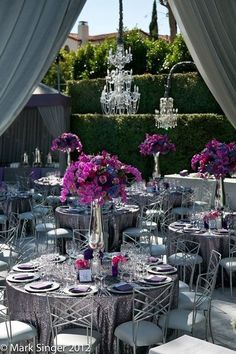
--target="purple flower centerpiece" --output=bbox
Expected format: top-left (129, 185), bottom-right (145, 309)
top-left (61, 150), bottom-right (142, 250)
top-left (51, 132), bottom-right (83, 165)
top-left (191, 139), bottom-right (236, 208)
top-left (139, 134), bottom-right (176, 178)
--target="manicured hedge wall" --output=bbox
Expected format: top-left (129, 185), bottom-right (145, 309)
top-left (67, 73), bottom-right (222, 115)
top-left (71, 113), bottom-right (236, 181)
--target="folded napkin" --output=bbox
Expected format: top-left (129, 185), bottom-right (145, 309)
top-left (30, 282), bottom-right (53, 290)
top-left (13, 274), bottom-right (35, 280)
top-left (18, 263), bottom-right (36, 270)
top-left (69, 285), bottom-right (91, 294)
top-left (114, 283), bottom-right (133, 292)
top-left (145, 275), bottom-right (167, 282)
top-left (148, 257), bottom-right (161, 263)
top-left (157, 265), bottom-right (174, 272)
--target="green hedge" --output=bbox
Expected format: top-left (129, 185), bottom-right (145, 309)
top-left (67, 73), bottom-right (222, 115)
top-left (71, 113), bottom-right (236, 181)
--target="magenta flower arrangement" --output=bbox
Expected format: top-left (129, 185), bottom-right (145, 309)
top-left (60, 150), bottom-right (142, 205)
top-left (191, 139), bottom-right (236, 179)
top-left (112, 255), bottom-right (127, 266)
top-left (139, 134), bottom-right (176, 156)
top-left (203, 210), bottom-right (221, 222)
top-left (51, 132), bottom-right (83, 153)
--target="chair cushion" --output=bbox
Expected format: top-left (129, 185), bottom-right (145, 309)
top-left (18, 212), bottom-right (35, 220)
top-left (115, 320), bottom-right (163, 347)
top-left (168, 253), bottom-right (203, 266)
top-left (33, 206), bottom-right (50, 216)
top-left (54, 327), bottom-right (100, 354)
top-left (123, 227), bottom-right (149, 238)
top-left (47, 228), bottom-right (72, 239)
top-left (150, 244), bottom-right (167, 257)
top-left (36, 223), bottom-right (56, 232)
top-left (159, 309), bottom-right (205, 332)
top-left (0, 215), bottom-right (7, 224)
top-left (220, 257), bottom-right (236, 271)
top-left (179, 280), bottom-right (190, 293)
top-left (0, 260), bottom-right (8, 271)
top-left (0, 320), bottom-right (37, 344)
top-left (178, 291), bottom-right (210, 311)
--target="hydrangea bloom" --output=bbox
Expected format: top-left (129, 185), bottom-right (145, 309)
top-left (139, 134), bottom-right (176, 156)
top-left (60, 150), bottom-right (142, 205)
top-left (51, 133), bottom-right (83, 153)
top-left (191, 139), bottom-right (236, 179)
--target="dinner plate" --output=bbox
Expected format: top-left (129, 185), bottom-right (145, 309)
top-left (7, 273), bottom-right (40, 283)
top-left (12, 263), bottom-right (39, 272)
top-left (183, 227), bottom-right (201, 233)
top-left (107, 282), bottom-right (139, 294)
top-left (140, 275), bottom-right (172, 286)
top-left (147, 265), bottom-right (177, 275)
top-left (24, 281), bottom-right (60, 293)
top-left (63, 285), bottom-right (98, 297)
top-left (50, 255), bottom-right (67, 263)
top-left (146, 257), bottom-right (163, 266)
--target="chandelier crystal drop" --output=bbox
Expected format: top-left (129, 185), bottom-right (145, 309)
top-left (100, 0), bottom-right (140, 115)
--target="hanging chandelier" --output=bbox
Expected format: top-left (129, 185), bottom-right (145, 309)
top-left (155, 61), bottom-right (196, 129)
top-left (100, 0), bottom-right (140, 115)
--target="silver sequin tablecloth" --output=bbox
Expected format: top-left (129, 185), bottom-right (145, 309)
top-left (7, 275), bottom-right (178, 354)
top-left (55, 205), bottom-right (140, 250)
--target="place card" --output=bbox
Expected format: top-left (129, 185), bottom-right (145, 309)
top-left (78, 269), bottom-right (92, 283)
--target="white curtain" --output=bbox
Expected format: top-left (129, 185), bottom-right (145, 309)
top-left (38, 105), bottom-right (70, 172)
top-left (0, 0), bottom-right (86, 135)
top-left (168, 0), bottom-right (236, 128)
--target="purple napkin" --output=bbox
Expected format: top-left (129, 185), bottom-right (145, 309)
top-left (69, 286), bottom-right (91, 294)
top-left (30, 282), bottom-right (53, 290)
top-left (157, 265), bottom-right (174, 272)
top-left (18, 263), bottom-right (36, 270)
top-left (145, 275), bottom-right (167, 282)
top-left (13, 274), bottom-right (35, 280)
top-left (114, 283), bottom-right (133, 292)
top-left (148, 257), bottom-right (161, 263)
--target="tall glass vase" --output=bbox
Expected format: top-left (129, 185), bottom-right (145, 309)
top-left (88, 201), bottom-right (104, 250)
top-left (152, 152), bottom-right (161, 179)
top-left (67, 149), bottom-right (71, 166)
top-left (215, 177), bottom-right (226, 209)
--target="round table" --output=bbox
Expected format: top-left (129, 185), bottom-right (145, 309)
top-left (55, 205), bottom-right (140, 251)
top-left (0, 193), bottom-right (32, 215)
top-left (6, 259), bottom-right (178, 354)
top-left (168, 221), bottom-right (229, 273)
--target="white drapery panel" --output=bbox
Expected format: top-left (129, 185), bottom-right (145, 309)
top-left (168, 0), bottom-right (236, 128)
top-left (38, 105), bottom-right (70, 172)
top-left (0, 0), bottom-right (86, 136)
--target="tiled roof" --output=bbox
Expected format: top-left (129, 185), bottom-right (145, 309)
top-left (68, 30), bottom-right (169, 43)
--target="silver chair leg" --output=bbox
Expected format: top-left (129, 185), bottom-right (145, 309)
top-left (116, 337), bottom-right (120, 354)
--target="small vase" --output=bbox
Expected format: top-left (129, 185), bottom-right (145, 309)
top-left (112, 264), bottom-right (118, 277)
top-left (152, 152), bottom-right (161, 179)
top-left (88, 201), bottom-right (104, 251)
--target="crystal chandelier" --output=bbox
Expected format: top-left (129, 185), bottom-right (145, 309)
top-left (100, 0), bottom-right (140, 115)
top-left (155, 61), bottom-right (195, 129)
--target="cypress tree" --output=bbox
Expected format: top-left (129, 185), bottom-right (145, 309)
top-left (149, 0), bottom-right (158, 40)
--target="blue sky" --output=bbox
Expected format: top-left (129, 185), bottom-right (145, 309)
top-left (71, 0), bottom-right (169, 35)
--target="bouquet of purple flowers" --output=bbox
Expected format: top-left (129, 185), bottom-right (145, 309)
top-left (139, 134), bottom-right (176, 156)
top-left (60, 150), bottom-right (142, 205)
top-left (51, 133), bottom-right (83, 153)
top-left (191, 139), bottom-right (236, 179)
